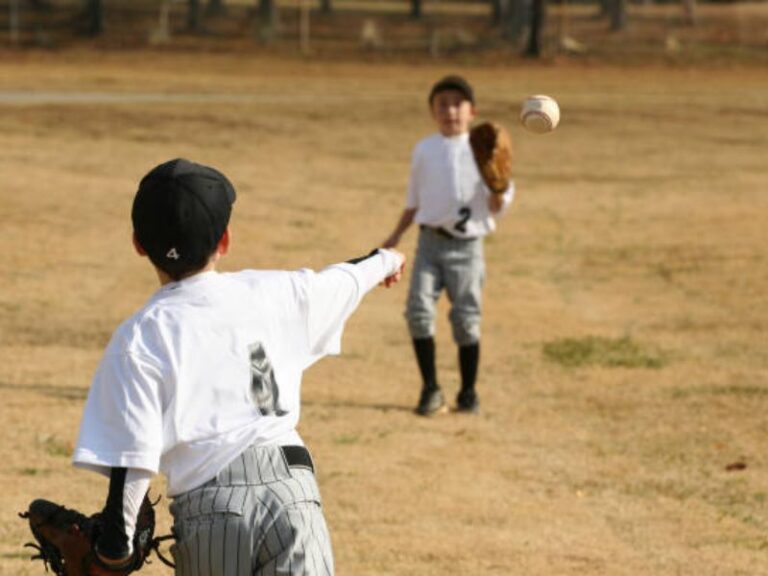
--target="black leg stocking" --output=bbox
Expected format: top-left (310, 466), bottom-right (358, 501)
top-left (412, 337), bottom-right (438, 390)
top-left (459, 343), bottom-right (480, 393)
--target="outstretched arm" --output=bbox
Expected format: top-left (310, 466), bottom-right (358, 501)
top-left (303, 248), bottom-right (405, 359)
top-left (382, 208), bottom-right (416, 248)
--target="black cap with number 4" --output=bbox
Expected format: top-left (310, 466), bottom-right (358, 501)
top-left (131, 158), bottom-right (236, 278)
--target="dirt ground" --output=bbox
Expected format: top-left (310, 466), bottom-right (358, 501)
top-left (0, 51), bottom-right (767, 575)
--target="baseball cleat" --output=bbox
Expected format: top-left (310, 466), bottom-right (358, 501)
top-left (455, 390), bottom-right (479, 414)
top-left (415, 386), bottom-right (448, 416)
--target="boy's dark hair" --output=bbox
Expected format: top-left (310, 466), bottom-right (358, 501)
top-left (428, 75), bottom-right (475, 105)
top-left (132, 158), bottom-right (236, 281)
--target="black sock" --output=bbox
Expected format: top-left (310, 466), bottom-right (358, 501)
top-left (412, 337), bottom-right (438, 390)
top-left (459, 343), bottom-right (480, 393)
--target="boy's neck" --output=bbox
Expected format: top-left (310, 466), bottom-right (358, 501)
top-left (156, 261), bottom-right (218, 286)
top-left (438, 129), bottom-right (469, 138)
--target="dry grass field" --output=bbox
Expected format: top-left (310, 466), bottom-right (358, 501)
top-left (0, 48), bottom-right (767, 575)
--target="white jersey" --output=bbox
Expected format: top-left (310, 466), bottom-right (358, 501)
top-left (73, 251), bottom-right (403, 496)
top-left (406, 132), bottom-right (514, 238)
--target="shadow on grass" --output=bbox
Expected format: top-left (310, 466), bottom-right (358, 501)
top-left (0, 380), bottom-right (87, 400)
top-left (304, 399), bottom-right (414, 413)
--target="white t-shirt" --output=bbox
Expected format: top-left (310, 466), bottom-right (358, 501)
top-left (73, 251), bottom-right (403, 496)
top-left (406, 132), bottom-right (514, 238)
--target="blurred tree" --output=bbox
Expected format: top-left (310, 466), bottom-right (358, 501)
top-left (84, 0), bottom-right (104, 35)
top-left (525, 0), bottom-right (546, 56)
top-left (492, 0), bottom-right (502, 23)
top-left (259, 0), bottom-right (276, 18)
top-left (502, 0), bottom-right (529, 43)
top-left (207, 0), bottom-right (226, 15)
top-left (257, 0), bottom-right (280, 42)
top-left (320, 0), bottom-right (332, 13)
top-left (188, 0), bottom-right (202, 30)
top-left (410, 0), bottom-right (422, 19)
top-left (682, 0), bottom-right (697, 25)
top-left (608, 0), bottom-right (626, 30)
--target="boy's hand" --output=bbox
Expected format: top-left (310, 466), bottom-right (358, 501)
top-left (488, 193), bottom-right (505, 214)
top-left (380, 249), bottom-right (406, 288)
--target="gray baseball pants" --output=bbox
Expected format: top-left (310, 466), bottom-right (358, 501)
top-left (169, 444), bottom-right (334, 576)
top-left (406, 226), bottom-right (485, 346)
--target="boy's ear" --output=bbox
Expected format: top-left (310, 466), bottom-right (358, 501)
top-left (217, 227), bottom-right (231, 256)
top-left (132, 233), bottom-right (147, 256)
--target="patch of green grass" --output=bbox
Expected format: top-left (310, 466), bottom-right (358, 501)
top-left (40, 436), bottom-right (72, 458)
top-left (671, 384), bottom-right (768, 400)
top-left (542, 335), bottom-right (666, 369)
top-left (333, 434), bottom-right (360, 445)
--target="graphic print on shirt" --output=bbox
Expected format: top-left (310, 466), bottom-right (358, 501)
top-left (454, 206), bottom-right (472, 234)
top-left (248, 342), bottom-right (287, 416)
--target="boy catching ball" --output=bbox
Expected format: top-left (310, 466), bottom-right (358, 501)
top-left (383, 75), bottom-right (515, 416)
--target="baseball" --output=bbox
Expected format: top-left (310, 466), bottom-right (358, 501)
top-left (520, 95), bottom-right (560, 134)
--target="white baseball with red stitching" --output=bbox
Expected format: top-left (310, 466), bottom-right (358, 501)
top-left (520, 95), bottom-right (560, 134)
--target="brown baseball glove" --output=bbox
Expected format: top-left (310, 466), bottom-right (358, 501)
top-left (20, 495), bottom-right (173, 575)
top-left (469, 121), bottom-right (513, 194)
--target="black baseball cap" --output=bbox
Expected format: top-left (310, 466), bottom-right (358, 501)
top-left (132, 158), bottom-right (236, 278)
top-left (428, 75), bottom-right (475, 105)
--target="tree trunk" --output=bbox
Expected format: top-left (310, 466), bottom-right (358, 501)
top-left (84, 0), bottom-right (104, 36)
top-left (681, 0), bottom-right (696, 25)
top-left (207, 0), bottom-right (226, 15)
top-left (503, 0), bottom-right (529, 43)
top-left (609, 0), bottom-right (626, 31)
top-left (525, 0), bottom-right (546, 57)
top-left (259, 0), bottom-right (275, 18)
top-left (187, 0), bottom-right (201, 30)
top-left (410, 0), bottom-right (422, 19)
top-left (491, 0), bottom-right (503, 24)
top-left (256, 0), bottom-right (280, 42)
top-left (320, 0), bottom-right (332, 14)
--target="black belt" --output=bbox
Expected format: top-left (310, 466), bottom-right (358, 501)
top-left (281, 445), bottom-right (314, 473)
top-left (419, 224), bottom-right (476, 241)
top-left (420, 224), bottom-right (455, 239)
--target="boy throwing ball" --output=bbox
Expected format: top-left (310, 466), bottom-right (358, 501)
top-left (72, 158), bottom-right (405, 575)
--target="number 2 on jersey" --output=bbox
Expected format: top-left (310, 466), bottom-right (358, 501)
top-left (454, 207), bottom-right (471, 234)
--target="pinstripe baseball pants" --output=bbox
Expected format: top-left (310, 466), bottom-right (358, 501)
top-left (169, 444), bottom-right (334, 576)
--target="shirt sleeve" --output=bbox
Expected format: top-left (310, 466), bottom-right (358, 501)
top-left (73, 341), bottom-right (164, 475)
top-left (96, 467), bottom-right (152, 559)
top-left (405, 144), bottom-right (421, 209)
top-left (494, 180), bottom-right (516, 217)
top-left (300, 249), bottom-right (404, 365)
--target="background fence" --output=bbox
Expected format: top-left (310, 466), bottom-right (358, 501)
top-left (1, 0), bottom-right (767, 62)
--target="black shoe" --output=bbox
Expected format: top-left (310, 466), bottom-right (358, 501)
top-left (456, 389), bottom-right (479, 413)
top-left (415, 387), bottom-right (447, 416)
